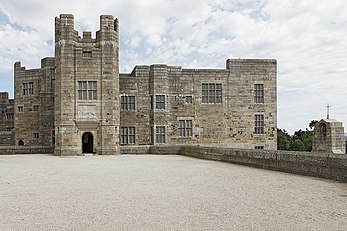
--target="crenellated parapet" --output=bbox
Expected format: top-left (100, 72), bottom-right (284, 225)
top-left (55, 14), bottom-right (119, 46)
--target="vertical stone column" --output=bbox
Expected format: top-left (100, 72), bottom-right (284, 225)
top-left (96, 15), bottom-right (120, 155)
top-left (54, 14), bottom-right (80, 155)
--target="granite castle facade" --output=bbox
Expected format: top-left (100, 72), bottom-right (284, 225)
top-left (0, 14), bottom-right (277, 155)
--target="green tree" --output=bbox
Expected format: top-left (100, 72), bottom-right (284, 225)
top-left (289, 139), bottom-right (305, 151)
top-left (277, 128), bottom-right (291, 150)
top-left (292, 129), bottom-right (313, 151)
top-left (277, 121), bottom-right (315, 151)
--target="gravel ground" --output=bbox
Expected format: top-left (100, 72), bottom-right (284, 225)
top-left (0, 154), bottom-right (346, 231)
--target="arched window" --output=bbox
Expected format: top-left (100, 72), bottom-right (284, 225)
top-left (319, 123), bottom-right (327, 142)
top-left (319, 124), bottom-right (326, 136)
top-left (18, 140), bottom-right (24, 146)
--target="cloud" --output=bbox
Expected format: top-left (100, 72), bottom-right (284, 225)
top-left (0, 23), bottom-right (53, 71)
top-left (0, 0), bottom-right (346, 134)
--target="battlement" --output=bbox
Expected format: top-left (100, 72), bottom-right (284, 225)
top-left (55, 14), bottom-right (118, 44)
top-left (41, 57), bottom-right (55, 68)
top-left (14, 58), bottom-right (55, 72)
top-left (0, 92), bottom-right (10, 104)
top-left (226, 58), bottom-right (277, 69)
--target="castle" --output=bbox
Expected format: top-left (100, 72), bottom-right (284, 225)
top-left (0, 14), bottom-right (277, 155)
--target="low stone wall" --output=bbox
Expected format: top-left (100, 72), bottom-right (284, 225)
top-left (178, 145), bottom-right (347, 182)
top-left (121, 145), bottom-right (347, 182)
top-left (0, 146), bottom-right (54, 155)
top-left (149, 145), bottom-right (181, 155)
top-left (120, 145), bottom-right (150, 155)
top-left (1, 144), bottom-right (346, 181)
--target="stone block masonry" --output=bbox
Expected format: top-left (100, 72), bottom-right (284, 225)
top-left (0, 92), bottom-right (14, 145)
top-left (14, 58), bottom-right (55, 147)
top-left (121, 145), bottom-right (347, 182)
top-left (1, 144), bottom-right (345, 181)
top-left (312, 119), bottom-right (346, 154)
top-left (6, 14), bottom-right (277, 155)
top-left (120, 59), bottom-right (277, 150)
top-left (54, 14), bottom-right (120, 156)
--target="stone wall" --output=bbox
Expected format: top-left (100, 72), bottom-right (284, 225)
top-left (312, 119), bottom-right (346, 154)
top-left (1, 144), bottom-right (345, 181)
top-left (120, 145), bottom-right (150, 155)
top-left (0, 146), bottom-right (54, 155)
top-left (120, 59), bottom-right (277, 150)
top-left (6, 14), bottom-right (278, 155)
top-left (0, 92), bottom-right (14, 141)
top-left (0, 131), bottom-right (14, 146)
top-left (178, 146), bottom-right (346, 182)
top-left (122, 145), bottom-right (347, 182)
top-left (14, 58), bottom-right (55, 147)
top-left (54, 14), bottom-right (120, 156)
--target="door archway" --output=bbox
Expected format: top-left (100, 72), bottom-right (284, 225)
top-left (82, 132), bottom-right (93, 153)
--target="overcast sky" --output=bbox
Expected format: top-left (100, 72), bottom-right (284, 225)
top-left (0, 0), bottom-right (346, 134)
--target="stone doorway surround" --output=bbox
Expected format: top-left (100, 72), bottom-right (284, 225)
top-left (82, 132), bottom-right (93, 154)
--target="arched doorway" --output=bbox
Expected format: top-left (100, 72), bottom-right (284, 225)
top-left (18, 140), bottom-right (24, 146)
top-left (82, 132), bottom-right (93, 153)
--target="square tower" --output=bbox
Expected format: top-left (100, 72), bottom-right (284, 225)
top-left (54, 14), bottom-right (120, 155)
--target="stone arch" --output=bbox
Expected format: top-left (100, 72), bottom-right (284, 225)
top-left (82, 132), bottom-right (93, 153)
top-left (319, 123), bottom-right (327, 142)
top-left (18, 140), bottom-right (24, 146)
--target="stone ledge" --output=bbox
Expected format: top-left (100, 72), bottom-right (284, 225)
top-left (0, 146), bottom-right (54, 155)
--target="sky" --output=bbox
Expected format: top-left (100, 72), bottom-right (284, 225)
top-left (0, 0), bottom-right (346, 134)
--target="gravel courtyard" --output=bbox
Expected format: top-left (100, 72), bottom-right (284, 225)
top-left (0, 154), bottom-right (346, 231)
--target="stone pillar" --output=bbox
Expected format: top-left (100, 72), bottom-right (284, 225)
top-left (312, 119), bottom-right (346, 154)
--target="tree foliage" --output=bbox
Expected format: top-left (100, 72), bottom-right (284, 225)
top-left (277, 121), bottom-right (316, 151)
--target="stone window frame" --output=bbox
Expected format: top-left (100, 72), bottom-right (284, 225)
top-left (202, 83), bottom-right (222, 104)
top-left (18, 106), bottom-right (24, 112)
top-left (254, 83), bottom-right (264, 104)
top-left (33, 132), bottom-right (40, 139)
top-left (178, 118), bottom-right (193, 137)
top-left (6, 113), bottom-right (14, 120)
top-left (155, 125), bottom-right (166, 144)
top-left (155, 95), bottom-right (166, 110)
top-left (185, 96), bottom-right (193, 104)
top-left (82, 50), bottom-right (92, 58)
top-left (120, 127), bottom-right (136, 145)
top-left (78, 81), bottom-right (97, 100)
top-left (254, 114), bottom-right (265, 134)
top-left (255, 145), bottom-right (264, 150)
top-left (23, 82), bottom-right (34, 96)
top-left (121, 95), bottom-right (135, 110)
top-left (33, 105), bottom-right (39, 111)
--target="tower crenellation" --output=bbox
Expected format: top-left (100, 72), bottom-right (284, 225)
top-left (55, 14), bottom-right (77, 42)
top-left (96, 15), bottom-right (118, 43)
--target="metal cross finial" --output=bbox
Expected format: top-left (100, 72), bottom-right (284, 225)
top-left (326, 104), bottom-right (330, 119)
